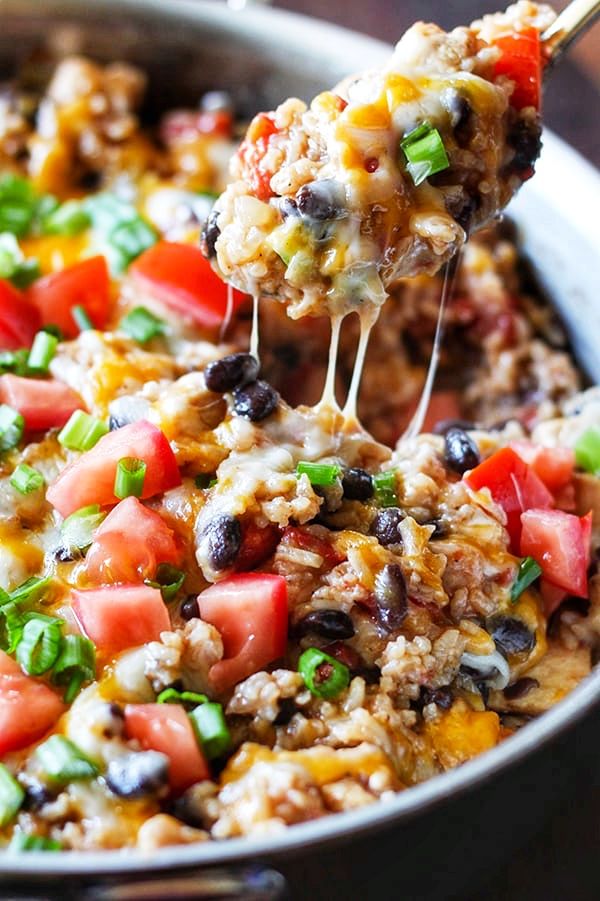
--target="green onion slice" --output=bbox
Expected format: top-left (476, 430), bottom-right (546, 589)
top-left (0, 233), bottom-right (39, 288)
top-left (41, 200), bottom-right (90, 237)
top-left (72, 305), bottom-right (93, 333)
top-left (189, 702), bottom-right (231, 760)
top-left (61, 504), bottom-right (106, 553)
top-left (16, 615), bottom-right (63, 675)
top-left (119, 306), bottom-right (166, 344)
top-left (34, 735), bottom-right (98, 785)
top-left (0, 403), bottom-right (24, 453)
top-left (298, 647), bottom-right (350, 699)
top-left (145, 562), bottom-right (185, 601)
top-left (575, 427), bottom-right (600, 476)
top-left (157, 687), bottom-right (208, 707)
top-left (0, 174), bottom-right (37, 237)
top-left (108, 218), bottom-right (156, 271)
top-left (511, 556), bottom-right (543, 603)
top-left (0, 601), bottom-right (24, 653)
top-left (400, 121), bottom-right (450, 187)
top-left (10, 463), bottom-right (44, 495)
top-left (52, 635), bottom-right (96, 703)
top-left (58, 410), bottom-right (108, 452)
top-left (296, 461), bottom-right (341, 487)
top-left (373, 470), bottom-right (398, 507)
top-left (0, 763), bottom-right (25, 827)
top-left (27, 331), bottom-right (58, 372)
top-left (9, 575), bottom-right (52, 605)
top-left (114, 456), bottom-right (147, 499)
top-left (9, 833), bottom-right (61, 852)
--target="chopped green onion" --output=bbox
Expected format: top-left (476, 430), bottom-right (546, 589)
top-left (61, 504), bottom-right (106, 553)
top-left (72, 304), bottom-right (93, 332)
top-left (119, 306), bottom-right (166, 344)
top-left (58, 410), bottom-right (108, 451)
top-left (0, 587), bottom-right (9, 605)
top-left (52, 635), bottom-right (96, 703)
top-left (194, 473), bottom-right (214, 489)
top-left (0, 601), bottom-right (24, 653)
top-left (157, 687), bottom-right (208, 707)
top-left (0, 403), bottom-right (24, 453)
top-left (209, 477), bottom-right (218, 488)
top-left (0, 174), bottom-right (37, 237)
top-left (296, 461), bottom-right (341, 487)
top-left (373, 470), bottom-right (398, 507)
top-left (0, 763), bottom-right (24, 827)
top-left (0, 348), bottom-right (29, 376)
top-left (511, 556), bottom-right (543, 603)
top-left (41, 324), bottom-right (64, 341)
top-left (0, 233), bottom-right (38, 287)
top-left (84, 193), bottom-right (139, 231)
top-left (145, 563), bottom-right (185, 601)
top-left (400, 121), bottom-right (450, 187)
top-left (189, 702), bottom-right (231, 760)
top-left (10, 258), bottom-right (40, 290)
top-left (27, 330), bottom-right (58, 372)
top-left (108, 218), bottom-right (156, 270)
top-left (41, 200), bottom-right (90, 236)
top-left (16, 615), bottom-right (63, 675)
top-left (9, 833), bottom-right (61, 852)
top-left (10, 463), bottom-right (44, 495)
top-left (114, 456), bottom-right (147, 499)
top-left (9, 575), bottom-right (52, 605)
top-left (298, 647), bottom-right (350, 699)
top-left (34, 735), bottom-right (98, 785)
top-left (575, 427), bottom-right (600, 476)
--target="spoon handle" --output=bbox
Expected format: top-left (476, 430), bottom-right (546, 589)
top-left (542, 0), bottom-right (600, 69)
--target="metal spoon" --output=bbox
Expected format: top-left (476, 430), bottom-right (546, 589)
top-left (542, 0), bottom-right (600, 70)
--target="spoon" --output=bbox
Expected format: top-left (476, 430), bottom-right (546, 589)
top-left (542, 0), bottom-right (600, 70)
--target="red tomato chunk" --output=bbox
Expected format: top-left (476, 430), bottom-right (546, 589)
top-left (0, 374), bottom-right (83, 431)
top-left (130, 241), bottom-right (245, 329)
top-left (198, 573), bottom-right (288, 693)
top-left (465, 446), bottom-right (553, 551)
top-left (493, 27), bottom-right (542, 110)
top-left (0, 278), bottom-right (41, 349)
top-left (520, 509), bottom-right (592, 599)
top-left (85, 496), bottom-right (181, 584)
top-left (124, 703), bottom-right (210, 793)
top-left (72, 584), bottom-right (170, 654)
top-left (509, 441), bottom-right (575, 494)
top-left (27, 256), bottom-right (110, 338)
top-left (0, 650), bottom-right (64, 757)
top-left (46, 420), bottom-right (181, 517)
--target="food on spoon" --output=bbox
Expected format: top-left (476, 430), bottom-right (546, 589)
top-left (207, 2), bottom-right (554, 319)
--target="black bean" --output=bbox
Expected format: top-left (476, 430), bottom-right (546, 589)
top-left (370, 508), bottom-right (404, 546)
top-left (205, 352), bottom-right (259, 393)
top-left (274, 697), bottom-right (298, 726)
top-left (102, 703), bottom-right (125, 739)
top-left (506, 116), bottom-right (542, 176)
top-left (23, 781), bottom-right (55, 811)
top-left (358, 664), bottom-right (382, 685)
top-left (488, 616), bottom-right (536, 656)
top-left (503, 677), bottom-right (539, 700)
top-left (374, 564), bottom-right (408, 632)
top-left (295, 609), bottom-right (355, 640)
top-left (342, 468), bottom-right (374, 501)
top-left (233, 380), bottom-right (279, 421)
top-left (425, 519), bottom-right (448, 539)
top-left (444, 427), bottom-right (480, 475)
top-left (180, 595), bottom-right (200, 621)
top-left (202, 514), bottom-right (242, 571)
top-left (417, 685), bottom-right (453, 710)
top-left (446, 91), bottom-right (472, 144)
top-left (200, 207), bottom-right (221, 259)
top-left (106, 751), bottom-right (169, 799)
top-left (296, 179), bottom-right (345, 220)
top-left (275, 196), bottom-right (300, 219)
top-left (432, 418), bottom-right (477, 436)
top-left (54, 545), bottom-right (75, 563)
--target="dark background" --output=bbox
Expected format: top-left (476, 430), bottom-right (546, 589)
top-left (269, 2), bottom-right (600, 899)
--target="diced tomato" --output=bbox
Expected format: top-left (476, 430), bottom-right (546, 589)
top-left (520, 509), bottom-right (592, 598)
top-left (198, 573), bottom-right (288, 693)
top-left (72, 584), bottom-right (170, 654)
top-left (0, 278), bottom-right (41, 350)
top-left (281, 527), bottom-right (344, 567)
top-left (0, 374), bottom-right (83, 432)
top-left (493, 27), bottom-right (542, 110)
top-left (0, 650), bottom-right (64, 756)
top-left (510, 441), bottom-right (575, 494)
top-left (85, 496), bottom-right (182, 584)
top-left (235, 522), bottom-right (281, 571)
top-left (130, 241), bottom-right (245, 329)
top-left (465, 447), bottom-right (553, 550)
top-left (46, 420), bottom-right (181, 517)
top-left (124, 703), bottom-right (209, 793)
top-left (236, 113), bottom-right (279, 201)
top-left (539, 577), bottom-right (568, 618)
top-left (160, 109), bottom-right (232, 143)
top-left (27, 256), bottom-right (110, 338)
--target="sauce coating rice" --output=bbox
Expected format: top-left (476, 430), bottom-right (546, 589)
top-left (0, 2), bottom-right (599, 854)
